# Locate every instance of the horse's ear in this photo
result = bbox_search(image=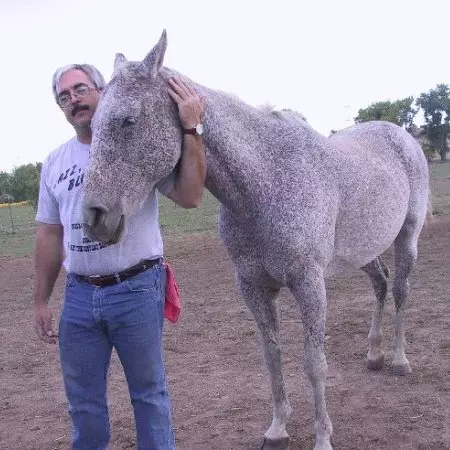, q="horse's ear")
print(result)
[114,53,128,71]
[140,29,167,78]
